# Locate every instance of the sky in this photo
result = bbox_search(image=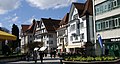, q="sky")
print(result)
[0,0,86,32]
